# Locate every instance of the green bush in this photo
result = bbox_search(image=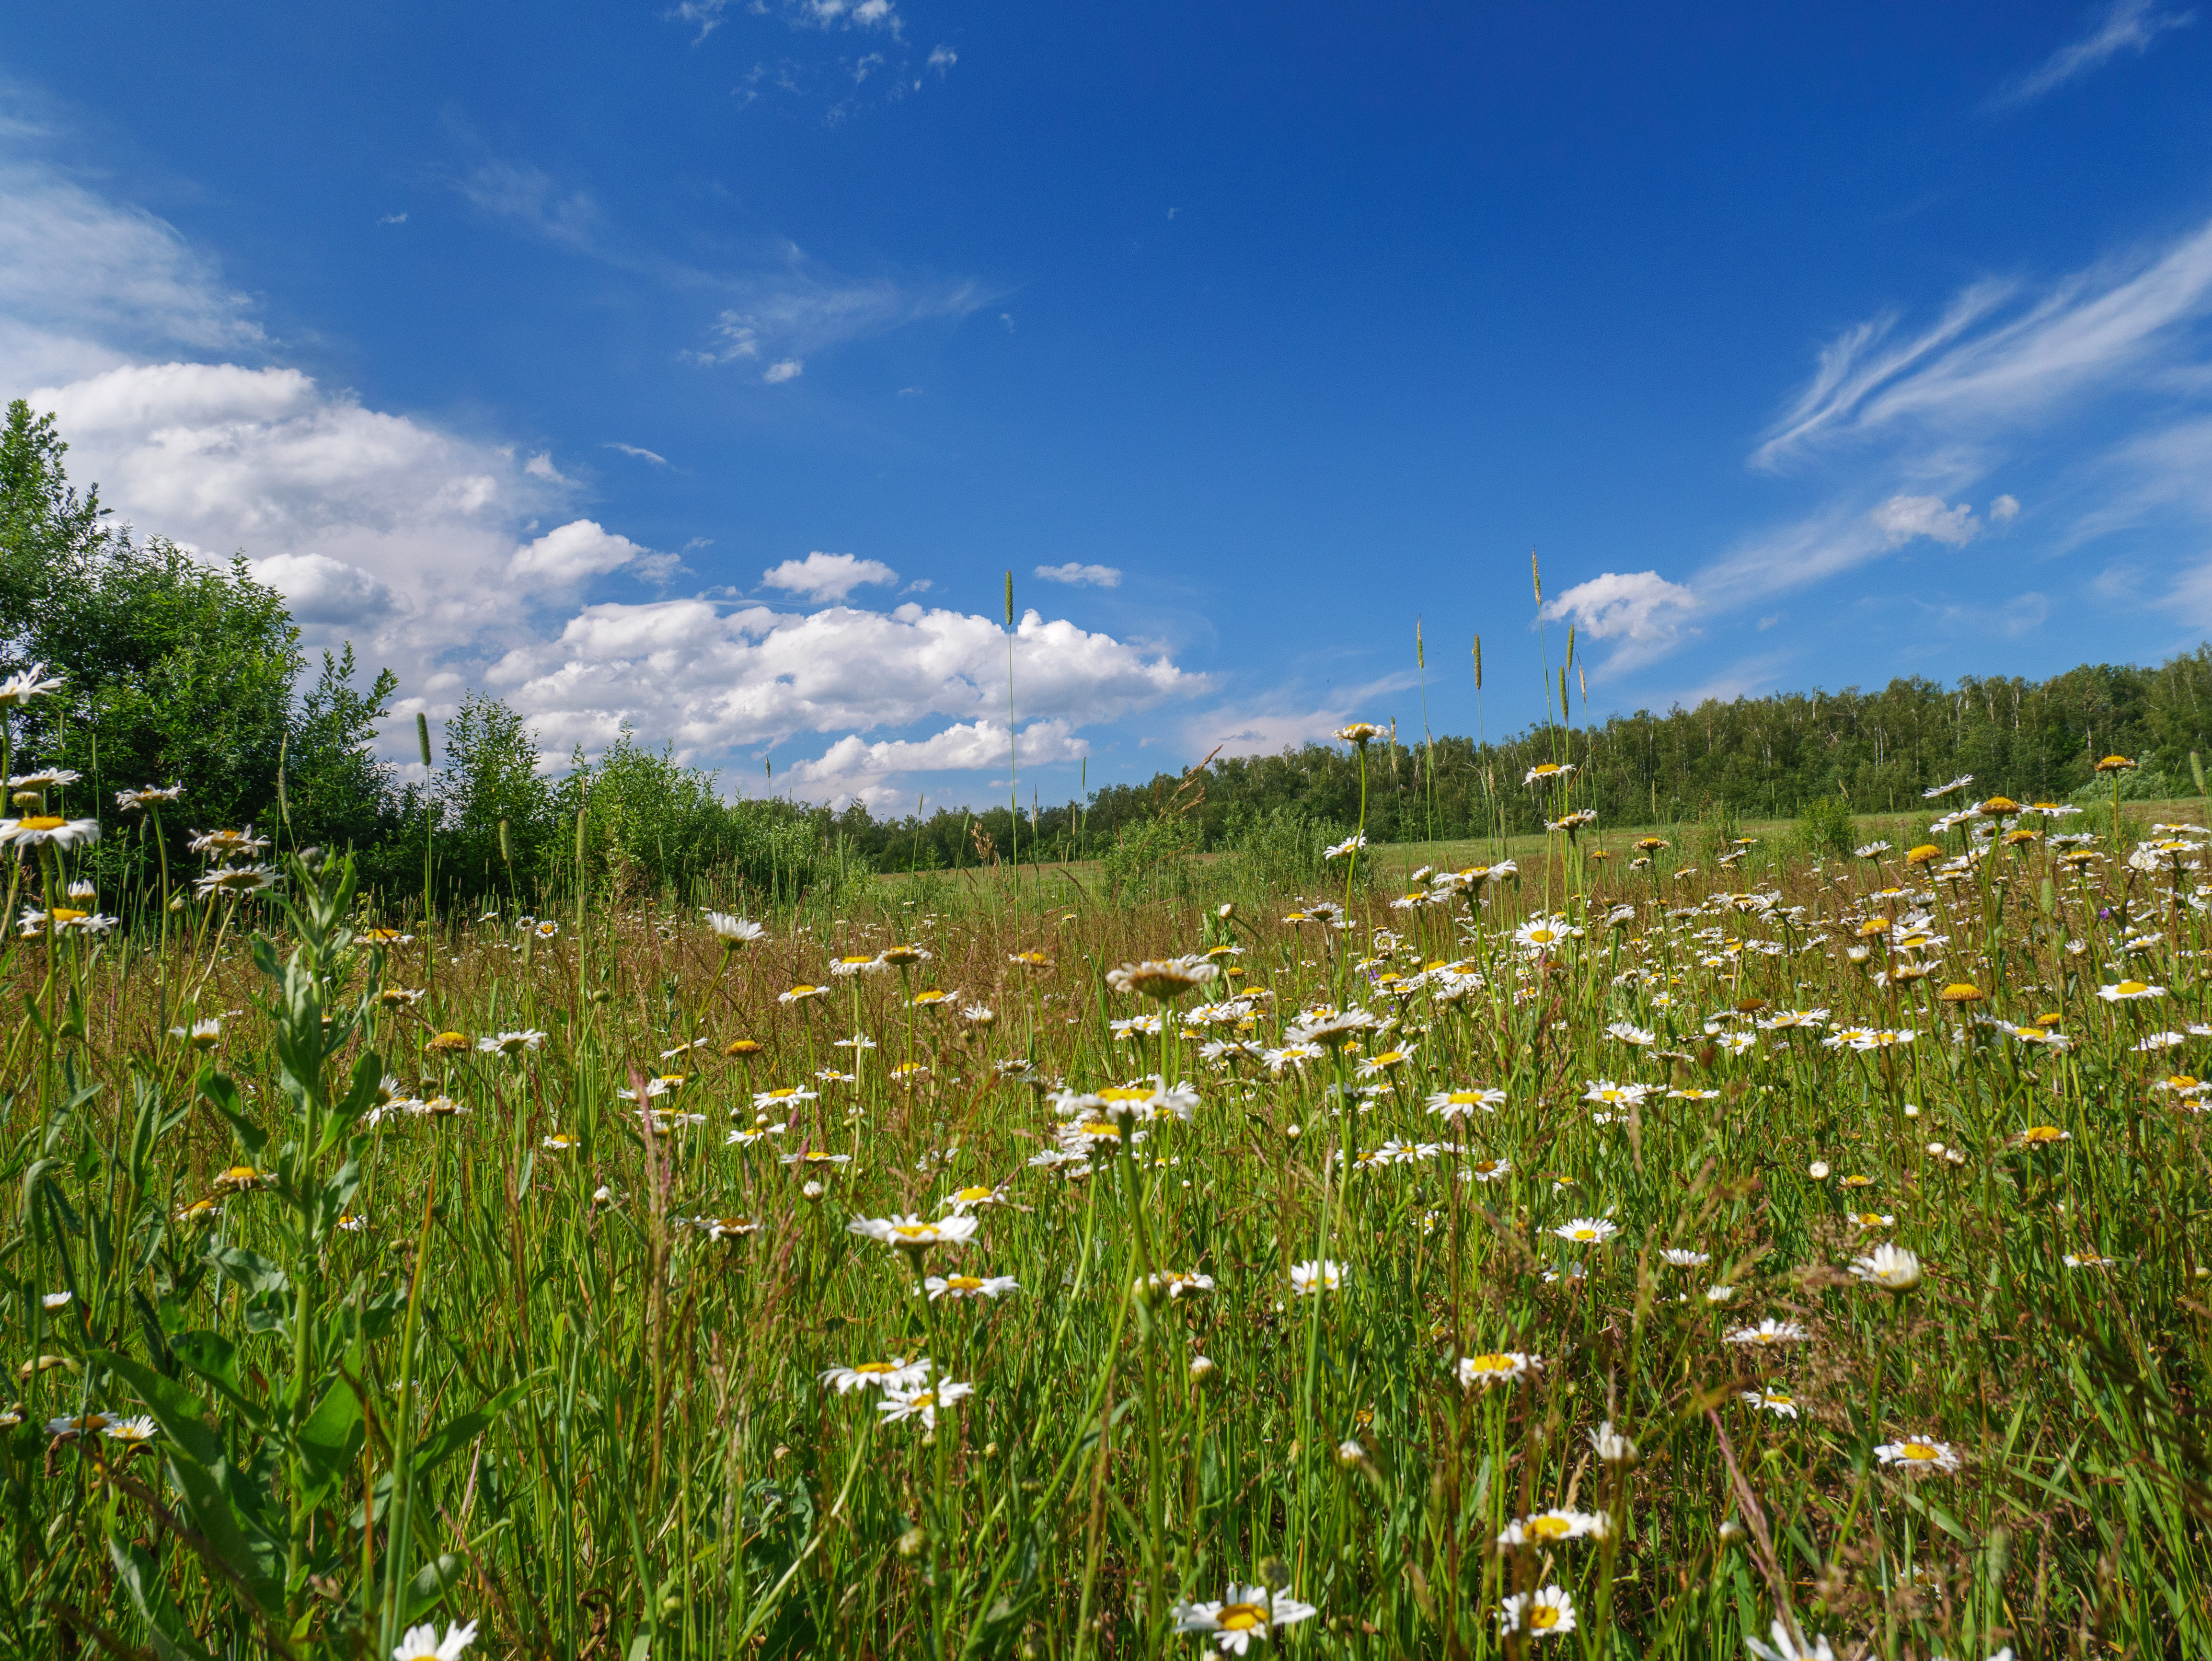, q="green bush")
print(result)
[1797,792,1856,859]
